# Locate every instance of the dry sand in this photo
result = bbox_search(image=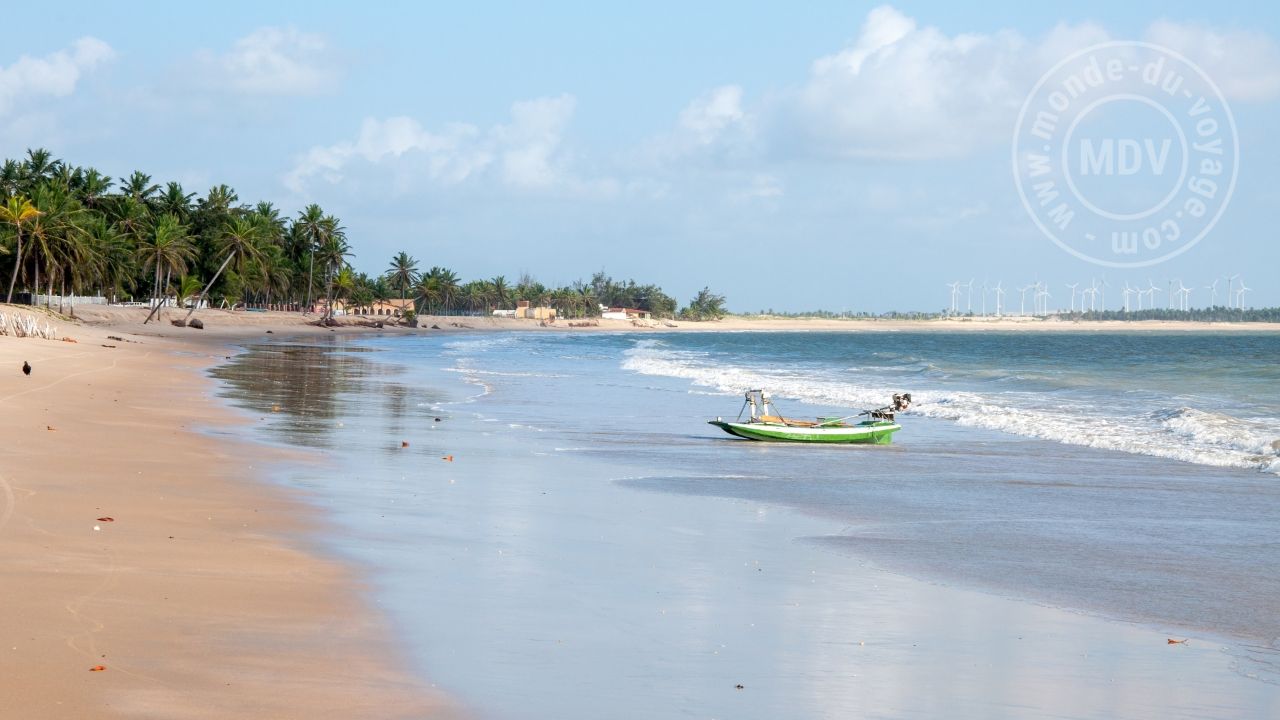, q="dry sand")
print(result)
[0,305,454,719]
